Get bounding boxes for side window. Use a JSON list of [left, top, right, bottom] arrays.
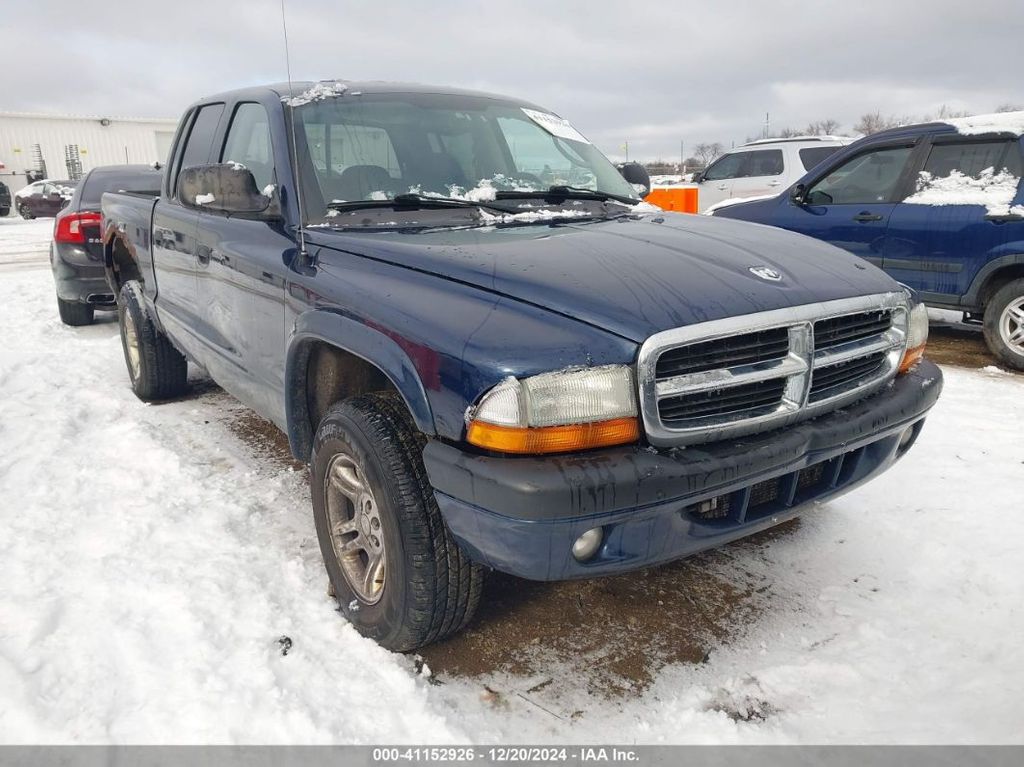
[[806, 146, 913, 205], [703, 152, 746, 181], [221, 103, 275, 190], [919, 140, 1021, 181], [42, 183, 55, 195], [741, 149, 784, 177], [173, 103, 225, 199], [799, 146, 842, 171]]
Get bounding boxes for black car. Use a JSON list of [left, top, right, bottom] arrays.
[[17, 179, 78, 219], [0, 181, 11, 217], [51, 165, 161, 325]]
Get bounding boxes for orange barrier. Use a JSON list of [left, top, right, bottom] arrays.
[[645, 186, 699, 213]]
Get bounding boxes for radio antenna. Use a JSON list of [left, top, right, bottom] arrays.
[[280, 0, 308, 259]]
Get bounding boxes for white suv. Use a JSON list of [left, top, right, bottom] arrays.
[[692, 136, 853, 213]]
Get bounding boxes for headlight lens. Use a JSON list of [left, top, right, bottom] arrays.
[[466, 365, 640, 454], [899, 301, 929, 374]]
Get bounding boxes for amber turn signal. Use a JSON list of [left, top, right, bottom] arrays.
[[898, 344, 926, 375], [467, 417, 640, 454]]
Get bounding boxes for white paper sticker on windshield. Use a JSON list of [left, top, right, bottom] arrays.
[[521, 108, 591, 145]]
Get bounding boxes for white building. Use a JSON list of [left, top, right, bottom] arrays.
[[0, 112, 178, 197]]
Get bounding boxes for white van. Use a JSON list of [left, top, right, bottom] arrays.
[[691, 136, 853, 213]]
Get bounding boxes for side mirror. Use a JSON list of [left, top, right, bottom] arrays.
[[790, 183, 807, 205], [178, 164, 280, 218], [691, 170, 704, 184], [616, 161, 651, 198]]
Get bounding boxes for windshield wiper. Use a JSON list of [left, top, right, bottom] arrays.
[[326, 193, 516, 213], [494, 185, 638, 206]]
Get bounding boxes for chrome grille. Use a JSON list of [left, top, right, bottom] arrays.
[[637, 293, 909, 446]]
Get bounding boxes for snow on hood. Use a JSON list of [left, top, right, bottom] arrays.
[[704, 193, 781, 215], [943, 111, 1024, 136], [904, 167, 1023, 216], [283, 80, 348, 107]]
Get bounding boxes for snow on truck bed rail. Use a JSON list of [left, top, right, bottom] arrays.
[[0, 217, 1022, 744]]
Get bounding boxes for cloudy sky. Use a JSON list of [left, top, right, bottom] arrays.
[[3, 0, 1021, 161]]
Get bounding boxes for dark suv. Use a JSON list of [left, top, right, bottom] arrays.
[[51, 165, 161, 325], [0, 181, 11, 217]]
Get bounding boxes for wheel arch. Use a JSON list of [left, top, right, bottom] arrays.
[[103, 230, 143, 294], [964, 253, 1024, 311], [285, 310, 436, 462]]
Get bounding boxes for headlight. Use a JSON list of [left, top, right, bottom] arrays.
[[899, 301, 929, 374], [466, 365, 640, 454]]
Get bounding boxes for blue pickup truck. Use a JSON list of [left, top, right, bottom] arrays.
[[711, 114, 1024, 369], [101, 81, 941, 651]]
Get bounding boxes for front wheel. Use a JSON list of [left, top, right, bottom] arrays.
[[311, 391, 483, 651], [19, 205, 34, 220], [983, 278, 1024, 371], [117, 280, 188, 400]]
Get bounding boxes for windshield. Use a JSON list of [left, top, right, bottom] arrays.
[[290, 91, 639, 224]]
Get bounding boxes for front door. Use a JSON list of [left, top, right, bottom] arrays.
[[774, 144, 918, 265]]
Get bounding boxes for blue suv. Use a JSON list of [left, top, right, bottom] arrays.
[[711, 115, 1024, 369]]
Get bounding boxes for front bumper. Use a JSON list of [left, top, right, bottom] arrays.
[[423, 360, 943, 581]]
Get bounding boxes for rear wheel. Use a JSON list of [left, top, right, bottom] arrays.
[[56, 296, 94, 326], [983, 278, 1024, 371], [311, 391, 484, 651], [117, 280, 188, 400]]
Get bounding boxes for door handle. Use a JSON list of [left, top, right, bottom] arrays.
[[984, 213, 1023, 224], [853, 212, 883, 222], [717, 184, 729, 191], [768, 181, 781, 187]]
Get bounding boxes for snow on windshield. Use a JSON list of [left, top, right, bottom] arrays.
[[283, 80, 348, 107], [904, 167, 1023, 216], [944, 111, 1024, 136]]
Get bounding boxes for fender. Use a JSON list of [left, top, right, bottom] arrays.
[[963, 251, 1024, 308], [285, 308, 436, 461]]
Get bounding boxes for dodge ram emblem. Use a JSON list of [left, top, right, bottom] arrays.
[[749, 266, 782, 282]]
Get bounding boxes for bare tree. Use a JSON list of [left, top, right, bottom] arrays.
[[854, 112, 905, 135], [804, 118, 841, 135], [694, 142, 724, 167], [922, 104, 972, 122], [995, 103, 1023, 113]]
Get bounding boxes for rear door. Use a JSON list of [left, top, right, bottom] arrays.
[[151, 102, 225, 359], [730, 148, 786, 199], [770, 142, 920, 264], [882, 135, 1023, 304], [194, 101, 289, 421]]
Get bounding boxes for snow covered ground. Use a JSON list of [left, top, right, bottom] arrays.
[[1, 217, 1022, 744]]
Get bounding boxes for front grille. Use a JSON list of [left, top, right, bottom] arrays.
[[810, 351, 887, 402], [656, 327, 790, 378], [814, 310, 892, 350], [659, 378, 786, 425], [638, 293, 909, 446]]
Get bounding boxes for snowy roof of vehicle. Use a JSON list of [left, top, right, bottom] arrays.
[[742, 135, 852, 146], [198, 80, 547, 111], [865, 112, 1024, 142]]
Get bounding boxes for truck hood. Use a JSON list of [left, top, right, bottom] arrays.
[[311, 212, 899, 343]]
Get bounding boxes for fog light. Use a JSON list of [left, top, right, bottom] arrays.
[[898, 425, 916, 452], [572, 527, 603, 562]]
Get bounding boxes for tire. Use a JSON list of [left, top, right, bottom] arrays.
[[56, 296, 94, 326], [311, 391, 484, 651], [19, 204, 34, 220], [117, 280, 188, 400], [983, 278, 1024, 371]]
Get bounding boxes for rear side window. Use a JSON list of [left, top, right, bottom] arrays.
[[173, 103, 225, 198], [742, 149, 784, 177], [799, 146, 842, 171], [921, 140, 1021, 180], [221, 103, 275, 190]]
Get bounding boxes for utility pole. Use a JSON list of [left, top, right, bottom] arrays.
[[679, 139, 684, 172], [764, 112, 770, 139]]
